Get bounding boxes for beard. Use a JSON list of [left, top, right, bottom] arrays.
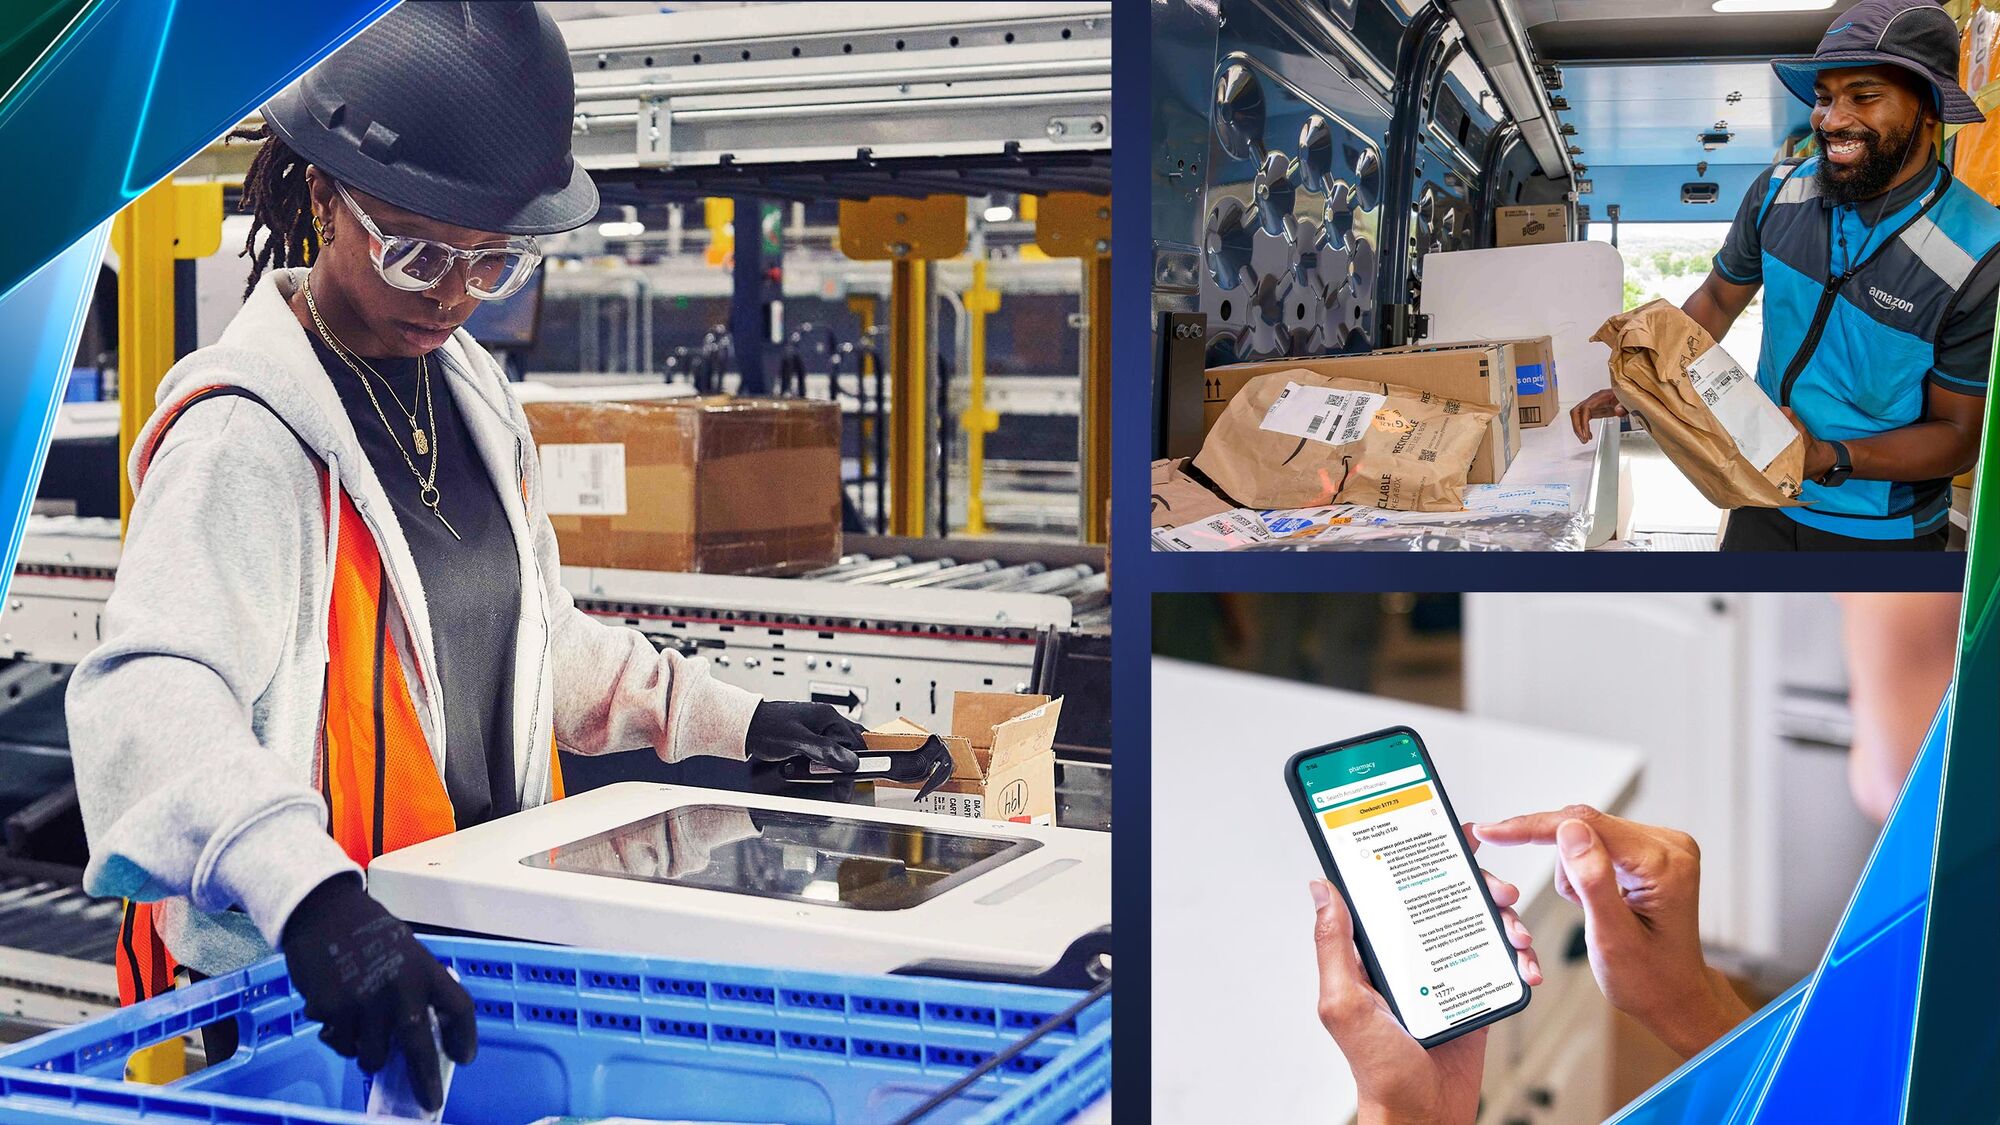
[[1815, 118, 1918, 206]]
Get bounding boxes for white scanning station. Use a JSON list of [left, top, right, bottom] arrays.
[[366, 782, 1109, 980]]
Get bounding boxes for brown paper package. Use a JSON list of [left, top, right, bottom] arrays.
[[1149, 458, 1234, 528], [1592, 300, 1805, 509], [1192, 370, 1498, 510]]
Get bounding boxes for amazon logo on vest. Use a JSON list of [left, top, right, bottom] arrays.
[[1869, 286, 1916, 315]]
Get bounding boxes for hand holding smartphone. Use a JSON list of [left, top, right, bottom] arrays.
[[1286, 726, 1531, 1047]]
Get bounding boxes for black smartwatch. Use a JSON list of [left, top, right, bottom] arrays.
[[1818, 439, 1853, 487]]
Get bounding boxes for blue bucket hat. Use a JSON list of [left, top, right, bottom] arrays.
[[1770, 0, 1982, 125]]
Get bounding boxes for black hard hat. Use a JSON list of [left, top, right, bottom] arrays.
[[262, 1, 599, 235]]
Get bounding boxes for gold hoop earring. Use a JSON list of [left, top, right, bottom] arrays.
[[314, 216, 334, 245]]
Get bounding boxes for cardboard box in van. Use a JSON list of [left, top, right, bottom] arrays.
[[1206, 343, 1519, 483], [1495, 204, 1568, 246], [871, 693, 1063, 825], [1386, 335, 1559, 428], [1503, 335, 1559, 427]]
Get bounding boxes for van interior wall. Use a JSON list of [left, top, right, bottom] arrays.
[[1155, 0, 1526, 370]]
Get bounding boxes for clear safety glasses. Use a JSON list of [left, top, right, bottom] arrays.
[[334, 182, 542, 301]]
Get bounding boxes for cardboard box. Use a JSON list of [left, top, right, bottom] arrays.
[[1495, 203, 1568, 247], [1388, 336, 1559, 428], [1500, 335, 1559, 428], [523, 395, 842, 576], [872, 693, 1063, 825], [1206, 343, 1520, 483]]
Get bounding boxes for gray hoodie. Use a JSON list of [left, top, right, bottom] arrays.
[[67, 268, 760, 975]]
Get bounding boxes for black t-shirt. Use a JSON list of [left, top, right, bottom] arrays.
[[310, 337, 521, 829]]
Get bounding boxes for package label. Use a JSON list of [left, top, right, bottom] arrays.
[[540, 443, 629, 515], [920, 791, 1050, 825], [1686, 345, 1797, 471], [1150, 508, 1272, 552], [1259, 506, 1352, 537], [1516, 362, 1548, 395], [925, 792, 985, 819], [1259, 381, 1387, 446]]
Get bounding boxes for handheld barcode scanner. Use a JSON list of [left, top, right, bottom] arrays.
[[781, 733, 958, 798]]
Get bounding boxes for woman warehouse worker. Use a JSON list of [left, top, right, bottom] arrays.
[[65, 4, 899, 1110]]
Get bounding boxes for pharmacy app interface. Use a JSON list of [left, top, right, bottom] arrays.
[[1298, 733, 1523, 1039]]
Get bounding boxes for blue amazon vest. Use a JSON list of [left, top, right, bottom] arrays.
[[1751, 157, 2000, 538]]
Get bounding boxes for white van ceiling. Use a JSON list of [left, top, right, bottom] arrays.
[[1516, 0, 1865, 61]]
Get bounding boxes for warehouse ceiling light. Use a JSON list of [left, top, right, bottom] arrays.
[[1711, 0, 1835, 13], [597, 219, 645, 238], [983, 204, 1015, 223]]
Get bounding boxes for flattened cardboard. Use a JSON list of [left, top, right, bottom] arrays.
[[871, 692, 1062, 825], [1208, 344, 1518, 483], [1495, 203, 1568, 247], [1151, 458, 1234, 528], [524, 395, 842, 575]]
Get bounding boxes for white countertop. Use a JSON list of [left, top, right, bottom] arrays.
[[1149, 659, 1643, 1124]]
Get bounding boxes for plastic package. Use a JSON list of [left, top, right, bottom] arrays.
[[364, 970, 459, 1121], [1238, 483, 1591, 551]]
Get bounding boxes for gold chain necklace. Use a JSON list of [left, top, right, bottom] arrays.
[[352, 354, 428, 455], [303, 277, 460, 540], [306, 295, 430, 456]]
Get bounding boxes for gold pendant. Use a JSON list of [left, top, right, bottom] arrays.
[[413, 428, 429, 456]]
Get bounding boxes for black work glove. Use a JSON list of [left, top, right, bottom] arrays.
[[745, 700, 866, 772], [779, 732, 957, 799], [280, 875, 476, 1113]]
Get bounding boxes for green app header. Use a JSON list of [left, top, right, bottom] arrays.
[[1297, 732, 1426, 801]]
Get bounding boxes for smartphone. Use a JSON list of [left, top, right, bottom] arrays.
[[1285, 726, 1530, 1047]]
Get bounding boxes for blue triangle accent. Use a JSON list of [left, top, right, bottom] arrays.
[[1609, 697, 1947, 1122], [0, 220, 111, 607]]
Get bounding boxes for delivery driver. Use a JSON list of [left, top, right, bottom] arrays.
[[64, 3, 883, 1112], [1572, 0, 1995, 551]]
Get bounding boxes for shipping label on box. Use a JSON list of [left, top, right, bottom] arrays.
[[540, 443, 629, 515]]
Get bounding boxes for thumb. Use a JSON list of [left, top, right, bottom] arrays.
[[1557, 819, 1641, 950], [804, 736, 861, 772], [1309, 879, 1362, 988]]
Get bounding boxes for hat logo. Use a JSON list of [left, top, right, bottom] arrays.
[[1824, 21, 1854, 36]]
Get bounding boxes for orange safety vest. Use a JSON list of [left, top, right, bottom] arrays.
[[115, 385, 563, 1005]]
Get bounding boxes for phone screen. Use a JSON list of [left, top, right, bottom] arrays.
[[1295, 730, 1524, 1040]]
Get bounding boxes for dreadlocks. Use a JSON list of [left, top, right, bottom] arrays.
[[229, 123, 319, 298]]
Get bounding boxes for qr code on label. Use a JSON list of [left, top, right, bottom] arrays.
[[1418, 449, 1437, 463]]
